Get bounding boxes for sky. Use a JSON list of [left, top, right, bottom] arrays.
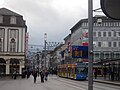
[[0, 0, 102, 45]]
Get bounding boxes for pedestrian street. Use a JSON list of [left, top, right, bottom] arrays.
[[0, 75, 120, 90]]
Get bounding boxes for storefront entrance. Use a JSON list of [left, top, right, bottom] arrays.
[[0, 58, 6, 75], [10, 59, 20, 75], [103, 60, 120, 81]]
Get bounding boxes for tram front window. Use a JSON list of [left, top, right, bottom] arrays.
[[76, 67, 86, 74]]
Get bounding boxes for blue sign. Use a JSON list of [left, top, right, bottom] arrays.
[[72, 46, 88, 58]]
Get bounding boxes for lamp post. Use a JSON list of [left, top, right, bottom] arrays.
[[44, 33, 47, 70], [88, 0, 93, 90]]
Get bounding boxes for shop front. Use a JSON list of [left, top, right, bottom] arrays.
[[102, 59, 120, 81]]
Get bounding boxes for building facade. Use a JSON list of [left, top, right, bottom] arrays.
[[0, 8, 27, 75], [70, 15, 120, 80]]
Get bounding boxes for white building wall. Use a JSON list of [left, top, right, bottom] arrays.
[[18, 28, 22, 52], [4, 27, 8, 52], [0, 26, 26, 53], [22, 28, 26, 52]]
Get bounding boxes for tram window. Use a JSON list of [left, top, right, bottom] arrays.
[[76, 67, 85, 74]]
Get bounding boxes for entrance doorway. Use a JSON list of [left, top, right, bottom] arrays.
[[10, 59, 19, 75], [0, 58, 6, 75]]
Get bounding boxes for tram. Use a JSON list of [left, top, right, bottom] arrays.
[[57, 62, 88, 80]]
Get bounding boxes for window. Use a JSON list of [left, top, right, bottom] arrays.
[[119, 42, 120, 47], [0, 15, 3, 23], [104, 53, 110, 59], [93, 32, 96, 37], [0, 39, 2, 52], [113, 31, 116, 37], [118, 32, 120, 36], [113, 42, 117, 47], [94, 53, 100, 60], [98, 42, 101, 47], [0, 29, 4, 38], [108, 42, 111, 47], [10, 30, 16, 38], [103, 32, 106, 37], [98, 32, 101, 37], [116, 22, 118, 26], [109, 22, 111, 26], [10, 38, 16, 52], [108, 32, 111, 37], [114, 52, 120, 58], [102, 42, 107, 47], [10, 16, 16, 24]]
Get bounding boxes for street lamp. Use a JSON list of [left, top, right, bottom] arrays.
[[88, 0, 93, 90], [44, 33, 47, 70]]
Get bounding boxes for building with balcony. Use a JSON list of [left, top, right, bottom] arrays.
[[0, 8, 27, 75]]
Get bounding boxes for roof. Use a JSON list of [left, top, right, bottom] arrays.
[[70, 15, 120, 33], [0, 8, 22, 16], [64, 34, 71, 41]]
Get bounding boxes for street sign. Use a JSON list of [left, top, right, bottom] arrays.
[[101, 0, 120, 20], [72, 46, 88, 58]]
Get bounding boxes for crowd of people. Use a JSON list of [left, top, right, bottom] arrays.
[[32, 69, 49, 83], [11, 68, 49, 83], [22, 68, 49, 83]]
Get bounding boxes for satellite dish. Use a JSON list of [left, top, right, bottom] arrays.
[[100, 0, 120, 20]]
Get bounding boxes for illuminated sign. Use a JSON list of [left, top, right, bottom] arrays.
[[72, 46, 88, 58]]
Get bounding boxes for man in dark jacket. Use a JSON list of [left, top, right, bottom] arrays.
[[40, 70, 45, 83], [32, 69, 37, 83]]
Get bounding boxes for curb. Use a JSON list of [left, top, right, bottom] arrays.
[[93, 80, 120, 86]]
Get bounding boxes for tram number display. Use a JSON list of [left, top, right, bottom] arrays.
[[72, 46, 88, 58]]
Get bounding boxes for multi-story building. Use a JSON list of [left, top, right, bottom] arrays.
[[70, 15, 120, 80], [0, 8, 27, 75]]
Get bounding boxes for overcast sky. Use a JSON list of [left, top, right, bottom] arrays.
[[0, 0, 102, 45]]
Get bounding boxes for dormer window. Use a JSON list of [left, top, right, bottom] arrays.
[[10, 16, 16, 24], [0, 15, 3, 23]]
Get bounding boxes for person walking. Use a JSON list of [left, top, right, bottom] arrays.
[[94, 69, 98, 79], [13, 68, 17, 80], [32, 69, 37, 83], [45, 70, 49, 81], [111, 71, 114, 81], [40, 70, 45, 83]]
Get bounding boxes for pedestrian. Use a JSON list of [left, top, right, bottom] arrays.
[[40, 70, 45, 83], [27, 70, 31, 79], [94, 69, 97, 79], [111, 71, 114, 81], [103, 68, 107, 80], [13, 68, 17, 80], [45, 70, 49, 81], [32, 69, 37, 83]]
